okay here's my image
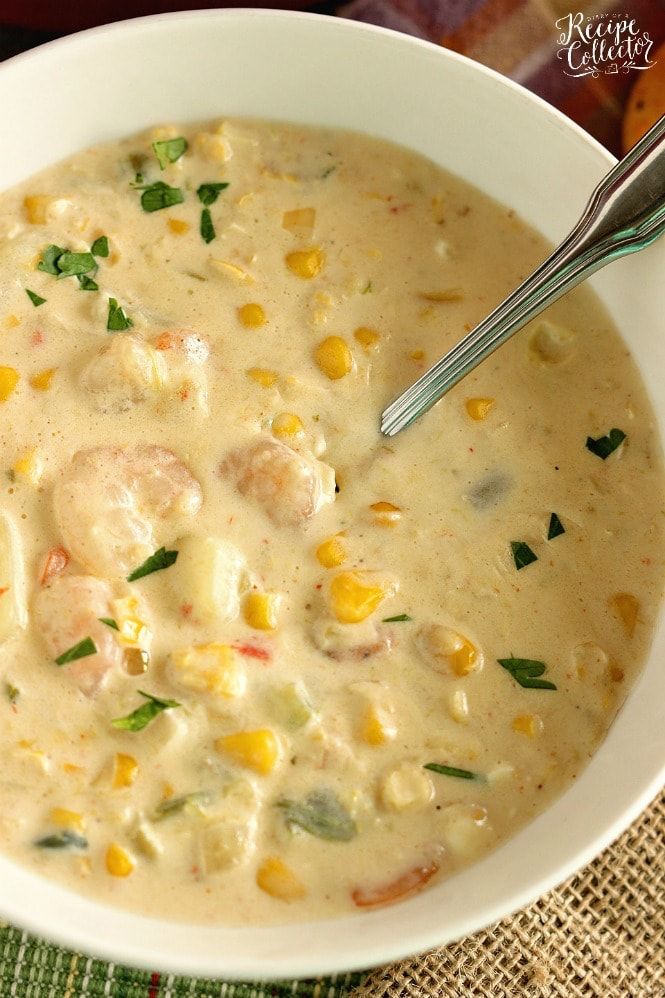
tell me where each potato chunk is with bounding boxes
[169,534,246,623]
[199,780,260,873]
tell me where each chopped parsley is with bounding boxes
[54,252,97,279]
[77,275,99,291]
[107,297,133,332]
[98,617,119,630]
[586,428,626,460]
[497,655,557,690]
[511,540,538,570]
[25,288,46,307]
[196,182,229,206]
[34,830,88,850]
[152,136,188,170]
[200,207,215,244]
[126,546,178,582]
[90,235,109,258]
[547,513,565,540]
[276,789,356,841]
[153,791,212,820]
[55,636,97,666]
[138,181,185,213]
[382,613,413,622]
[112,690,181,732]
[321,165,336,179]
[4,682,19,704]
[37,244,65,275]
[361,280,372,294]
[424,763,485,781]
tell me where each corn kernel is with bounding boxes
[124,648,150,675]
[272,412,304,439]
[4,315,20,329]
[170,643,246,699]
[215,729,280,775]
[316,535,346,569]
[282,208,316,234]
[0,367,19,401]
[112,753,138,789]
[315,336,352,380]
[354,326,381,350]
[105,843,135,878]
[238,303,266,328]
[370,501,401,527]
[610,593,639,637]
[419,625,480,677]
[247,367,277,388]
[465,397,495,421]
[30,368,56,391]
[12,448,44,486]
[49,808,85,832]
[193,131,232,162]
[168,218,190,235]
[447,689,470,725]
[23,195,51,224]
[112,596,150,649]
[243,593,280,631]
[512,714,543,738]
[330,572,389,624]
[257,857,306,900]
[360,704,396,746]
[285,248,324,279]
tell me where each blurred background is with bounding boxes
[1,0,663,156]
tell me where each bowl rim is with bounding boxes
[1,6,663,982]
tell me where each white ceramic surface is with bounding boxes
[0,9,663,981]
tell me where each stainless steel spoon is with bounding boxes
[381,114,665,437]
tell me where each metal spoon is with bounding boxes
[381,114,665,437]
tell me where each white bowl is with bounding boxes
[1,8,664,981]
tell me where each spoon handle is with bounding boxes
[381,114,665,437]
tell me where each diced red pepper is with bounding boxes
[351,860,439,909]
[39,546,69,586]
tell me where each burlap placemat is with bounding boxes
[352,787,664,998]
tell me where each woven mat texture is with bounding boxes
[351,788,665,998]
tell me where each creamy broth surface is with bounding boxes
[0,119,663,924]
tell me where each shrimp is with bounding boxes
[33,575,124,696]
[80,330,209,413]
[53,445,202,577]
[221,437,335,526]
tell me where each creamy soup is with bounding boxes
[0,119,663,925]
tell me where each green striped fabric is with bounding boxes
[0,923,366,997]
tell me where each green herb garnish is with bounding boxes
[153,137,188,170]
[321,165,336,179]
[107,297,133,332]
[152,791,212,821]
[112,690,181,732]
[5,682,19,704]
[547,513,565,540]
[200,208,215,244]
[90,235,109,258]
[382,614,413,622]
[25,289,46,307]
[55,637,97,666]
[361,280,372,294]
[138,181,185,213]
[586,428,626,460]
[196,182,229,206]
[54,252,97,279]
[276,789,356,841]
[497,655,557,690]
[34,830,88,850]
[126,546,178,582]
[37,244,65,275]
[424,763,485,781]
[77,275,99,291]
[510,540,538,570]
[98,617,119,631]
